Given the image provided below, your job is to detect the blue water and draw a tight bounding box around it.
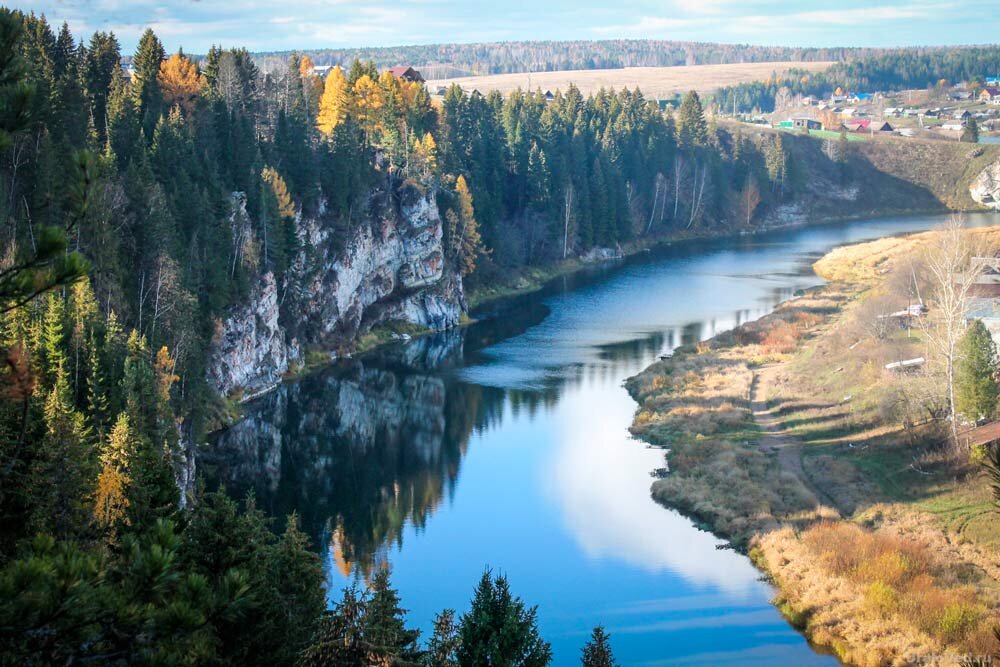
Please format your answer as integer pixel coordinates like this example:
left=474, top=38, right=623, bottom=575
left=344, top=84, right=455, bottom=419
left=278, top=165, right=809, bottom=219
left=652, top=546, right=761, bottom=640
left=209, top=211, right=1000, bottom=665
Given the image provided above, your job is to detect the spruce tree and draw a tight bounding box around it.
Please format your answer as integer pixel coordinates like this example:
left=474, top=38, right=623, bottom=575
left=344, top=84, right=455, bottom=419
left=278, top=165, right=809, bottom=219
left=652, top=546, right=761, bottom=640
left=580, top=626, right=618, bottom=667
left=425, top=609, right=460, bottom=666
left=457, top=571, right=552, bottom=667
left=132, top=28, right=165, bottom=136
left=676, top=90, right=707, bottom=150
left=364, top=567, right=421, bottom=661
left=956, top=318, right=999, bottom=423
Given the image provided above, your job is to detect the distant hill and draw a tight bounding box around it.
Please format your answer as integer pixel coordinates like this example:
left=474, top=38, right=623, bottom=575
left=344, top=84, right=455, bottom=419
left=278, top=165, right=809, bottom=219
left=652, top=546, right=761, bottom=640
left=252, top=39, right=864, bottom=77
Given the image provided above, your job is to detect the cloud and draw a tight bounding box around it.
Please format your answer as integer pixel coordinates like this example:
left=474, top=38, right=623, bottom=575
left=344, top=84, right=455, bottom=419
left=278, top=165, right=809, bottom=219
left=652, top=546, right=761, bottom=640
left=4, top=0, right=994, bottom=53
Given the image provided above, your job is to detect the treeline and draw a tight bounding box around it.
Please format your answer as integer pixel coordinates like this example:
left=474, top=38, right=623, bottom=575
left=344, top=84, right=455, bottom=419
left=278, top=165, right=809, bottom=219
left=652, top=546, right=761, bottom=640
left=255, top=39, right=859, bottom=78
left=438, top=84, right=818, bottom=285
left=715, top=45, right=1000, bottom=113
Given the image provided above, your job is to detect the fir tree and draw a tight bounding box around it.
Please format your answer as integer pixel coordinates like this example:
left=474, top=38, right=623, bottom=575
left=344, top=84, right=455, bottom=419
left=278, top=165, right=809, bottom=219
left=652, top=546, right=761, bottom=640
left=364, top=567, right=421, bottom=661
left=580, top=626, right=618, bottom=667
left=457, top=571, right=552, bottom=667
left=955, top=318, right=999, bottom=423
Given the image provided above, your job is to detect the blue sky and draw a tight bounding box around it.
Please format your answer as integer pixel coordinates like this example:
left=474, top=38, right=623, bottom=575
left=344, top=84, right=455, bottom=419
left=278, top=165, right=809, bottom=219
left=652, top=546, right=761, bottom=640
left=10, top=0, right=997, bottom=55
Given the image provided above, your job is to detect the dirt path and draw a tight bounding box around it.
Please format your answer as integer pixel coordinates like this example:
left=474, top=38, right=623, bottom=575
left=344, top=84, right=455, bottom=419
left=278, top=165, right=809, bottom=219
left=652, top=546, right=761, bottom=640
left=750, top=364, right=841, bottom=515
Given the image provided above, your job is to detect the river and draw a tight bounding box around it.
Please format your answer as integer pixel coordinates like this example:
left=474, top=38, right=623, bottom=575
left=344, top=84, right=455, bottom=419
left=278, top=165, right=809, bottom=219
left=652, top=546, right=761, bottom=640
left=205, top=211, right=1000, bottom=665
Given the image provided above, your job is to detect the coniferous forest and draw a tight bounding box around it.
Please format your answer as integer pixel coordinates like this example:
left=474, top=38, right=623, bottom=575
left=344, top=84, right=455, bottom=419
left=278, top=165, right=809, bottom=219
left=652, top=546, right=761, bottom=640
left=0, top=7, right=788, bottom=663
left=8, top=6, right=989, bottom=664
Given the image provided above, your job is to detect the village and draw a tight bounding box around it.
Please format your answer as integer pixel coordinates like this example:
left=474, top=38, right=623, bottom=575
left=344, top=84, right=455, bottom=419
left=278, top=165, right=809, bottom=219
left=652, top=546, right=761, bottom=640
left=762, top=75, right=1000, bottom=142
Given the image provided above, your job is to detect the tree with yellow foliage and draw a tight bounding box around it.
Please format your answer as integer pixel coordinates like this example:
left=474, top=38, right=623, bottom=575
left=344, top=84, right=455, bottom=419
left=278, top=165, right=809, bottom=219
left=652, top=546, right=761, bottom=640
left=316, top=66, right=349, bottom=136
left=94, top=413, right=136, bottom=535
left=262, top=167, right=296, bottom=220
left=157, top=50, right=205, bottom=113
left=352, top=74, right=384, bottom=145
left=446, top=175, right=483, bottom=276
left=299, top=55, right=323, bottom=114
left=411, top=132, right=437, bottom=182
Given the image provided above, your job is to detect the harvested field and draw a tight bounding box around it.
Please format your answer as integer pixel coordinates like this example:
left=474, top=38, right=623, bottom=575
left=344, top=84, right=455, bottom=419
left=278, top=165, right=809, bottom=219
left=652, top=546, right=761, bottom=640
left=427, top=61, right=834, bottom=98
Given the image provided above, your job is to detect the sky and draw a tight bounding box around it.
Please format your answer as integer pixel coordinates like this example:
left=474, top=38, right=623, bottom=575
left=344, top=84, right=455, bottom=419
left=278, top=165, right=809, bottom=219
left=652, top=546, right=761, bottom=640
left=10, top=0, right=997, bottom=55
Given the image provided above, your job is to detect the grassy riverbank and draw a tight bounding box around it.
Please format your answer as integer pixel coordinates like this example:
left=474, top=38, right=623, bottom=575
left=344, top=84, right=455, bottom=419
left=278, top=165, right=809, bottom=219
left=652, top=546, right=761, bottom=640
left=627, top=228, right=1000, bottom=665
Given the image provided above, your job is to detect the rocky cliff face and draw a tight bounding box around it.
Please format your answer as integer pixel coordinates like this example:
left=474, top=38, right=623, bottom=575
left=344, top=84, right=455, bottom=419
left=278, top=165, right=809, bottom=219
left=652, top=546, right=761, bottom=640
left=208, top=183, right=465, bottom=398
left=970, top=160, right=1000, bottom=210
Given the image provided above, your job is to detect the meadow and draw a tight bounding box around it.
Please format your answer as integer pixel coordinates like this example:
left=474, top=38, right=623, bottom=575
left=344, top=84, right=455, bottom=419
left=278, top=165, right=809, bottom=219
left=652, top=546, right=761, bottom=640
left=426, top=61, right=834, bottom=98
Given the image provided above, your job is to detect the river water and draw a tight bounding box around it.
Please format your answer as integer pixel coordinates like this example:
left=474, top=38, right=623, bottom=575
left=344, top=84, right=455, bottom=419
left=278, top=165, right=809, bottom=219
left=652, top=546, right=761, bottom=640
left=206, top=211, right=1000, bottom=665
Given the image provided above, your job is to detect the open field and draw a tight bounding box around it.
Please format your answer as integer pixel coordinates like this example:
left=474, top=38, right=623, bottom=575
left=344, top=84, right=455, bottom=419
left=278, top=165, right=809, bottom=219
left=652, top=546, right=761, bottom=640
left=427, top=61, right=834, bottom=98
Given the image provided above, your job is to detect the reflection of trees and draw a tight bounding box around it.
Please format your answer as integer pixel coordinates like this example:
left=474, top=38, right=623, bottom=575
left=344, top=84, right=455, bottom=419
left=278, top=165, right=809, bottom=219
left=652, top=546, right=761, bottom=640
left=205, top=275, right=803, bottom=580
left=206, top=330, right=484, bottom=579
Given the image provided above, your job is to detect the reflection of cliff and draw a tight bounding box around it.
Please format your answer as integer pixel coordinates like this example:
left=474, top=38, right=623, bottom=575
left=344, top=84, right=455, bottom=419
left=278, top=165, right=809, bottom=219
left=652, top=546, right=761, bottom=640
left=206, top=329, right=481, bottom=579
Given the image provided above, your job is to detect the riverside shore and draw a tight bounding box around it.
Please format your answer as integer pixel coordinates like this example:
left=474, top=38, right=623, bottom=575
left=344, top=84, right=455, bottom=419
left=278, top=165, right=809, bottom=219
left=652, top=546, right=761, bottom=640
left=626, top=228, right=1000, bottom=665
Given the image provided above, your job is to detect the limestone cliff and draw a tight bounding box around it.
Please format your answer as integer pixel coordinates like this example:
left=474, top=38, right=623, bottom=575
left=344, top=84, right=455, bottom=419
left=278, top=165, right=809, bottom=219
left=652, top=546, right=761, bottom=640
left=208, top=181, right=464, bottom=398
left=970, top=160, right=1000, bottom=210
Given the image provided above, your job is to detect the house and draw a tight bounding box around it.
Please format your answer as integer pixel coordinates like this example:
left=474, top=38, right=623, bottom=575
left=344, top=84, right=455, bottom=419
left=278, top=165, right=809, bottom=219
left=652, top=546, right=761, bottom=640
left=953, top=109, right=971, bottom=122
left=781, top=117, right=822, bottom=130
left=940, top=123, right=965, bottom=131
left=852, top=92, right=874, bottom=103
left=874, top=121, right=893, bottom=132
left=980, top=87, right=1000, bottom=103
left=950, top=91, right=973, bottom=101
left=385, top=66, right=424, bottom=83
left=842, top=119, right=871, bottom=132
left=312, top=65, right=334, bottom=77
left=543, top=90, right=555, bottom=102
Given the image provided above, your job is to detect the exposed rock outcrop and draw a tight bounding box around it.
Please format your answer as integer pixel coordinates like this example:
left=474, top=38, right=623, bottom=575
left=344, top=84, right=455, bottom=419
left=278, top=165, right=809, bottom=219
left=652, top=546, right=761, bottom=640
left=970, top=160, right=1000, bottom=210
left=208, top=183, right=464, bottom=398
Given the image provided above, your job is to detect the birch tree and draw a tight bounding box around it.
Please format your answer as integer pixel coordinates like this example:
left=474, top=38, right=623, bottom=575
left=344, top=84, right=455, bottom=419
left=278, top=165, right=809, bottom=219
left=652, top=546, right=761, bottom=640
left=919, top=216, right=997, bottom=449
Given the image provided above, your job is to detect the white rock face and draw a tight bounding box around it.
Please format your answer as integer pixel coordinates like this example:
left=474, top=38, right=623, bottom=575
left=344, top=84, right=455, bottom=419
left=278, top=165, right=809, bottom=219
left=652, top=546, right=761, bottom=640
left=208, top=187, right=464, bottom=398
left=970, top=161, right=1000, bottom=210
left=209, top=271, right=299, bottom=397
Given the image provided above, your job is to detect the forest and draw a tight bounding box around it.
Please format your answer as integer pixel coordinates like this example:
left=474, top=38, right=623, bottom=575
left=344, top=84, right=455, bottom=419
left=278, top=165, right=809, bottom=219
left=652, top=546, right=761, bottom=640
left=256, top=39, right=857, bottom=79
left=715, top=45, right=1000, bottom=112
left=0, top=7, right=809, bottom=663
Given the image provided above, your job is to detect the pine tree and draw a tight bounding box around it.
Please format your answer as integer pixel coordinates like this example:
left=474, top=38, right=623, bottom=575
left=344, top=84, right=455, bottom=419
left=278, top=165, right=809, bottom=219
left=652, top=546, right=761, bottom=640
left=955, top=318, right=999, bottom=423
left=425, top=609, right=460, bottom=666
left=676, top=91, right=707, bottom=150
left=132, top=29, right=165, bottom=135
left=299, top=587, right=368, bottom=667
left=580, top=626, right=618, bottom=667
left=364, top=568, right=421, bottom=660
left=34, top=363, right=93, bottom=538
left=961, top=117, right=979, bottom=143
left=457, top=571, right=552, bottom=667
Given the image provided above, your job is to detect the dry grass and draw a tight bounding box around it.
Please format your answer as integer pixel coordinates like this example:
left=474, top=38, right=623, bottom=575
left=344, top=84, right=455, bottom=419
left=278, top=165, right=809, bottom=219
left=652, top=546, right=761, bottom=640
left=754, top=520, right=999, bottom=665
left=427, top=61, right=834, bottom=99
left=627, top=291, right=842, bottom=544
left=630, top=226, right=1000, bottom=664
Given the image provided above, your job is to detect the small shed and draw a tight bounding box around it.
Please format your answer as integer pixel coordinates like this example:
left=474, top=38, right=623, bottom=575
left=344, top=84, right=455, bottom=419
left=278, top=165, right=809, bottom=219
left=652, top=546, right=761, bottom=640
left=789, top=116, right=822, bottom=130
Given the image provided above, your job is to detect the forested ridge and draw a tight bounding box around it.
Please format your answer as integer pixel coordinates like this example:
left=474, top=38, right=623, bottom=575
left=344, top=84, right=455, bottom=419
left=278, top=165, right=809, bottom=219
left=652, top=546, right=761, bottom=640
left=0, top=7, right=941, bottom=664
left=256, top=39, right=856, bottom=78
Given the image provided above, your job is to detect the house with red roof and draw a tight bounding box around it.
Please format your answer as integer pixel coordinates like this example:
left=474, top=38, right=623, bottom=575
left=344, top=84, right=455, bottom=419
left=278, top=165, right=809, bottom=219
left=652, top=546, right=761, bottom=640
left=385, top=66, right=425, bottom=84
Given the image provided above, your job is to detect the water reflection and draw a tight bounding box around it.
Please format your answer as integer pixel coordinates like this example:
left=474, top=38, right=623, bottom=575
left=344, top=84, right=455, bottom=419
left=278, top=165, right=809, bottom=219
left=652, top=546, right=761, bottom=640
left=207, top=329, right=479, bottom=579
left=207, top=213, right=1000, bottom=664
